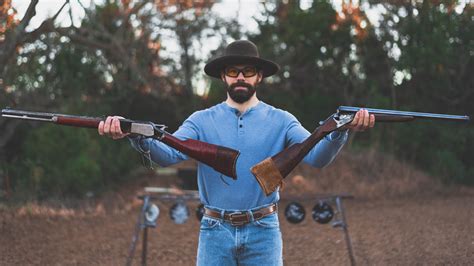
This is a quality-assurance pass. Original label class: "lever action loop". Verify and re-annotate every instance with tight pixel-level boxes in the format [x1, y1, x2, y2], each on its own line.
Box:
[151, 123, 168, 140]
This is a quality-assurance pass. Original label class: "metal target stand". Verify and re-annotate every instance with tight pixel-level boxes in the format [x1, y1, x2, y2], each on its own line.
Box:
[125, 194, 159, 266]
[125, 188, 200, 266]
[283, 193, 356, 266]
[125, 189, 356, 265]
[323, 194, 356, 266]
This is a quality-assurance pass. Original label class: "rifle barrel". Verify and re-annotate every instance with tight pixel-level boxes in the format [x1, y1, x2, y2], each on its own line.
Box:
[1, 109, 102, 124]
[338, 106, 469, 121]
[2, 108, 240, 179]
[2, 109, 57, 121]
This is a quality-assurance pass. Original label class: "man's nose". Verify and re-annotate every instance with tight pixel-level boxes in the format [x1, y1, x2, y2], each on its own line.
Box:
[237, 71, 245, 79]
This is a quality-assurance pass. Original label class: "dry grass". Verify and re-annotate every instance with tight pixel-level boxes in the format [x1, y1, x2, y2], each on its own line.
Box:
[3, 148, 473, 218]
[1, 149, 473, 265]
[283, 148, 469, 199]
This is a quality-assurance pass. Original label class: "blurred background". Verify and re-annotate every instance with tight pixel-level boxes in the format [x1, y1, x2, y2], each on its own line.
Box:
[1, 1, 473, 265]
[1, 0, 472, 200]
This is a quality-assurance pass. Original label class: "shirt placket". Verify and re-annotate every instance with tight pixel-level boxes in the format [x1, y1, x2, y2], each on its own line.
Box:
[238, 114, 245, 136]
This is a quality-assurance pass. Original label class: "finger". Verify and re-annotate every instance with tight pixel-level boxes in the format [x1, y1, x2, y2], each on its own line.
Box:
[369, 114, 375, 128]
[103, 116, 112, 135]
[354, 110, 365, 131]
[98, 121, 104, 135]
[110, 117, 118, 138]
[351, 110, 360, 126]
[115, 117, 124, 138]
[114, 117, 123, 135]
[362, 109, 370, 129]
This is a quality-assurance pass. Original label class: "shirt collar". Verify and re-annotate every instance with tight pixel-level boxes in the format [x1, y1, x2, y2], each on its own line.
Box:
[221, 101, 264, 116]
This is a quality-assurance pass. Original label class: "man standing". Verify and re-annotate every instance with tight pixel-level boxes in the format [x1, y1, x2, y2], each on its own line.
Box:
[99, 40, 374, 265]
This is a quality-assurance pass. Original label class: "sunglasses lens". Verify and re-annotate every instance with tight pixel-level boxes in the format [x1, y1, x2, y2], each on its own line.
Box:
[242, 67, 257, 77]
[225, 67, 257, 77]
[225, 67, 239, 77]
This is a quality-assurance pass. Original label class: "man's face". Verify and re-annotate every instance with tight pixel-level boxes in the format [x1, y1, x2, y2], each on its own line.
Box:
[221, 64, 262, 104]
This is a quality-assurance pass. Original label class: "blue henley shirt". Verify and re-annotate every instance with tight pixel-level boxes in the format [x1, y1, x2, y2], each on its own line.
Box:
[129, 101, 348, 210]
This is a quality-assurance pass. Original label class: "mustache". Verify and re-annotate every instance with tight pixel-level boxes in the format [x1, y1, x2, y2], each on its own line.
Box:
[229, 81, 253, 90]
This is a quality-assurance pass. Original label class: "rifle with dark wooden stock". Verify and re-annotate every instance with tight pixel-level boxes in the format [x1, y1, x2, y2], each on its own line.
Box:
[1, 108, 240, 179]
[251, 106, 470, 196]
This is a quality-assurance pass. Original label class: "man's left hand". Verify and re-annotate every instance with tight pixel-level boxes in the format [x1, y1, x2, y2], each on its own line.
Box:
[345, 109, 375, 132]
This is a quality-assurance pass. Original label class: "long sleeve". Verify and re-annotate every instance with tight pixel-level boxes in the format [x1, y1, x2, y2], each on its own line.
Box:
[128, 114, 200, 167]
[284, 114, 348, 168]
[127, 102, 348, 210]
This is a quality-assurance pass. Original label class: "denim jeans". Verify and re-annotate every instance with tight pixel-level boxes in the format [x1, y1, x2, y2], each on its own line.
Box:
[197, 205, 283, 266]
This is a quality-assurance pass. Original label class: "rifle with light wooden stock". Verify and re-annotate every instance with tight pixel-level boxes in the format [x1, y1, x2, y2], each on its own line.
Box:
[251, 106, 470, 196]
[1, 108, 240, 179]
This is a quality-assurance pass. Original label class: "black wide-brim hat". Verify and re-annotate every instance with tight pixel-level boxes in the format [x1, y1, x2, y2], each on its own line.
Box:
[204, 40, 280, 79]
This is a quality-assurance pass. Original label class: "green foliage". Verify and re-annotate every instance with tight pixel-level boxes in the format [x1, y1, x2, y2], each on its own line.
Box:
[2, 0, 473, 203]
[251, 1, 473, 185]
[251, 0, 391, 126]
[11, 125, 139, 198]
[14, 126, 101, 198]
[384, 2, 474, 185]
[1, 0, 237, 200]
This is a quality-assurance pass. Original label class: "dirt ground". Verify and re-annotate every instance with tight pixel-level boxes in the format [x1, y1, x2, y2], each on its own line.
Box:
[2, 154, 473, 265]
[1, 193, 473, 265]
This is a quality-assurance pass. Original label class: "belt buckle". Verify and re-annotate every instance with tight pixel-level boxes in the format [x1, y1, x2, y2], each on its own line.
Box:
[228, 211, 247, 226]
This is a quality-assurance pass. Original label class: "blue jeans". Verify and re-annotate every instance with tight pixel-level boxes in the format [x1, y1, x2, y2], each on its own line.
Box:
[197, 206, 283, 266]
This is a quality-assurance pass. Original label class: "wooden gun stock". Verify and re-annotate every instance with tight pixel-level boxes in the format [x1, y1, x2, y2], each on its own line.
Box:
[251, 114, 349, 196]
[251, 106, 469, 196]
[2, 108, 240, 179]
[159, 135, 239, 178]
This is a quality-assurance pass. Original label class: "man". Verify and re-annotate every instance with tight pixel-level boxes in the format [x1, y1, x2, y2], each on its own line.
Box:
[99, 40, 374, 265]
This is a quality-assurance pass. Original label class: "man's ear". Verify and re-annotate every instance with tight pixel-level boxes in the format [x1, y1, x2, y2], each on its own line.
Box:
[257, 71, 264, 83]
[221, 72, 226, 82]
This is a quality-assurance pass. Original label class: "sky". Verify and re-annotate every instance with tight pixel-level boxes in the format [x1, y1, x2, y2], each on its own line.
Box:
[12, 0, 469, 35]
[11, 0, 264, 95]
[12, 0, 388, 32]
[1, 0, 425, 95]
[12, 0, 262, 31]
[11, 0, 469, 94]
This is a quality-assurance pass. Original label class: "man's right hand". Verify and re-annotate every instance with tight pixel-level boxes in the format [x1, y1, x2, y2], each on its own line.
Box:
[98, 116, 129, 140]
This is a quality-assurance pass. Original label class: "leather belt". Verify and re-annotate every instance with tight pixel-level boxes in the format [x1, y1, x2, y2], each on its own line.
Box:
[204, 204, 277, 226]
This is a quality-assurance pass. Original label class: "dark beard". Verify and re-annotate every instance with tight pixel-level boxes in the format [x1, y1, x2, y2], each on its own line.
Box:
[227, 81, 256, 104]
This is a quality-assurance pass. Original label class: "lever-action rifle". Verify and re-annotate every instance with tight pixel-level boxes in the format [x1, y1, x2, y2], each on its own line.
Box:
[251, 106, 470, 196]
[1, 108, 240, 179]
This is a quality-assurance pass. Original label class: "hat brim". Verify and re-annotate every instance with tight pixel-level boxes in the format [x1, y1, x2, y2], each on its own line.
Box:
[204, 55, 280, 79]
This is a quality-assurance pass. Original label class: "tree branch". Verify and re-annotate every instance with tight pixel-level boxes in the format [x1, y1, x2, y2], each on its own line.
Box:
[0, 0, 69, 74]
[0, 0, 39, 73]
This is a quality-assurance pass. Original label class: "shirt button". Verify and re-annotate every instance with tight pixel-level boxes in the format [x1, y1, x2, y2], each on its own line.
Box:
[239, 125, 243, 128]
[239, 117, 243, 120]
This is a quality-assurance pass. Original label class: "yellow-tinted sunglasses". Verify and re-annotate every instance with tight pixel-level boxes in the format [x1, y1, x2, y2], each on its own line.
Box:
[224, 66, 258, 78]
